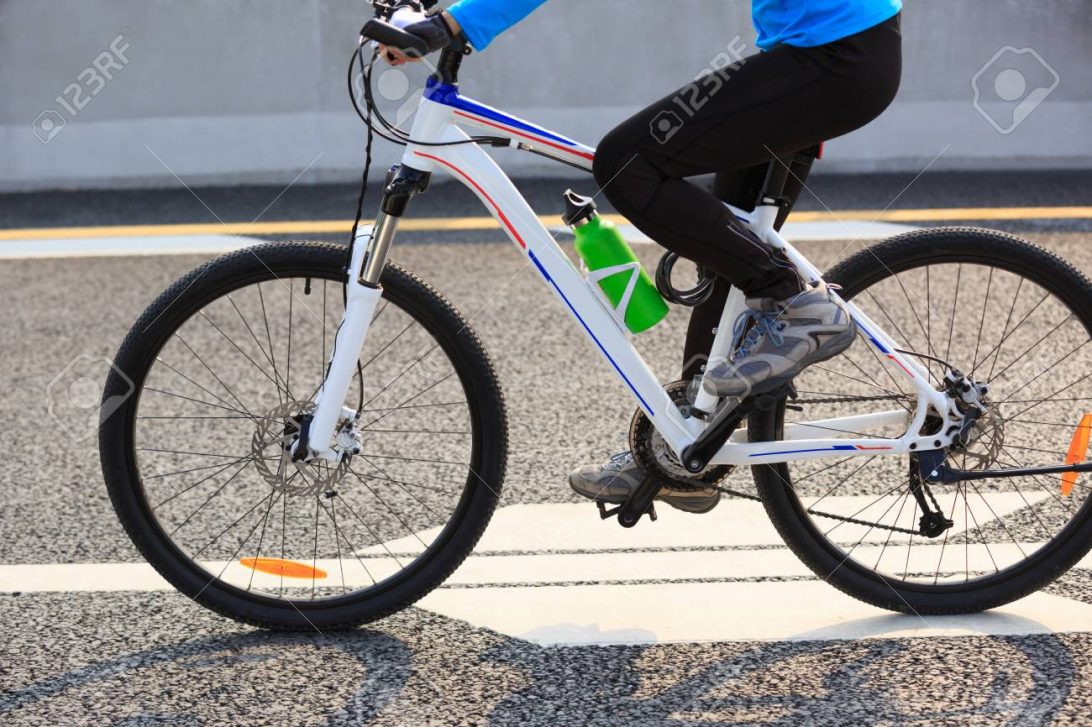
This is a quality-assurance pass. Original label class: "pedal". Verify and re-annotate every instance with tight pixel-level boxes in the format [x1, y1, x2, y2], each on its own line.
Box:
[596, 499, 657, 524]
[593, 473, 658, 528]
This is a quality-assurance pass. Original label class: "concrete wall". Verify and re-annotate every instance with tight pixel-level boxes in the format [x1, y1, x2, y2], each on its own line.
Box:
[2, 0, 1090, 191]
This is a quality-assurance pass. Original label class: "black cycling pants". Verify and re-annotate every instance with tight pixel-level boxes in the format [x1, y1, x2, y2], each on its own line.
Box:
[592, 13, 902, 380]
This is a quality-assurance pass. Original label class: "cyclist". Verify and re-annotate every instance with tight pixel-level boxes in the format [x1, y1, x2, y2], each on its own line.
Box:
[384, 0, 903, 514]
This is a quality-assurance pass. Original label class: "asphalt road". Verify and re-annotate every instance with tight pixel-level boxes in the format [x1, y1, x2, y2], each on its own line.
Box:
[3, 177, 1092, 724]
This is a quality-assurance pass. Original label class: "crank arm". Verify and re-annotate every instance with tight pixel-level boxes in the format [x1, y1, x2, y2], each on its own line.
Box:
[679, 397, 747, 474]
[680, 384, 794, 473]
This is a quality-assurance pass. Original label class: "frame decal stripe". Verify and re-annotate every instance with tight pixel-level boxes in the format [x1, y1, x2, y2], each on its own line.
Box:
[749, 443, 893, 458]
[854, 321, 889, 354]
[527, 249, 654, 416]
[414, 147, 652, 415]
[854, 320, 916, 380]
[452, 110, 595, 162]
[412, 151, 527, 249]
[424, 80, 582, 147]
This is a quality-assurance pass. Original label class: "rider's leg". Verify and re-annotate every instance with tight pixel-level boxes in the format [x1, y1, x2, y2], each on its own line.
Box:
[682, 161, 810, 381]
[571, 14, 901, 511]
[592, 15, 900, 396]
[591, 15, 901, 296]
[571, 167, 804, 515]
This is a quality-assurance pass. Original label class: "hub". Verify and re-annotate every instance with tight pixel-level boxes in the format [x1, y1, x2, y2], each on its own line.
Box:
[251, 400, 353, 496]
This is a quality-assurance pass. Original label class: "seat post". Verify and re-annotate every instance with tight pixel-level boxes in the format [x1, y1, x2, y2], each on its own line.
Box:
[754, 144, 822, 215]
[755, 155, 792, 210]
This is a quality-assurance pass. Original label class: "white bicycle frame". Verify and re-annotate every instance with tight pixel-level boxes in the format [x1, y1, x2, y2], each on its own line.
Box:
[304, 77, 959, 467]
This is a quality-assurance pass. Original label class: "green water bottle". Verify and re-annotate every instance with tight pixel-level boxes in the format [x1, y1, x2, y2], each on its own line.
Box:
[563, 190, 669, 334]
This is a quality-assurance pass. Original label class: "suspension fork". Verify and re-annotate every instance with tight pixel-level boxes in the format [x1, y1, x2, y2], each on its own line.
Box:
[293, 165, 431, 461]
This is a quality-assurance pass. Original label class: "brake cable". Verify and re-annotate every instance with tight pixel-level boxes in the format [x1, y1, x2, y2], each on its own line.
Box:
[348, 42, 507, 149]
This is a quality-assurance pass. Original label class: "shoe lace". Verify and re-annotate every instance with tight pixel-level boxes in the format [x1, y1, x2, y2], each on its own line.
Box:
[605, 451, 632, 470]
[732, 308, 785, 359]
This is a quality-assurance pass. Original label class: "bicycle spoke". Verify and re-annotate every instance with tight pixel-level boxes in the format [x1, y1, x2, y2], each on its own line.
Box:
[192, 488, 276, 561]
[318, 496, 379, 589]
[346, 465, 431, 551]
[167, 460, 251, 537]
[931, 489, 961, 585]
[228, 293, 291, 406]
[874, 485, 913, 571]
[356, 454, 447, 520]
[976, 289, 1051, 381]
[989, 315, 1075, 385]
[143, 387, 252, 417]
[257, 282, 286, 409]
[809, 457, 879, 512]
[970, 266, 993, 371]
[772, 251, 1092, 594]
[246, 489, 282, 592]
[944, 264, 962, 364]
[153, 455, 254, 509]
[154, 357, 246, 418]
[286, 279, 295, 402]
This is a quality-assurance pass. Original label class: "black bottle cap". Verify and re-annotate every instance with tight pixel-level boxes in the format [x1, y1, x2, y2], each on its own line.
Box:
[562, 189, 598, 227]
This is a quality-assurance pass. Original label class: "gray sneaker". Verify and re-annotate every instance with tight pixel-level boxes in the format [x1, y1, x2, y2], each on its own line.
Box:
[704, 281, 856, 398]
[569, 451, 720, 514]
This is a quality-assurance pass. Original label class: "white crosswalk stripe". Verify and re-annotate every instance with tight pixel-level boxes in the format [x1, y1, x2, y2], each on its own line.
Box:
[3, 500, 1092, 646]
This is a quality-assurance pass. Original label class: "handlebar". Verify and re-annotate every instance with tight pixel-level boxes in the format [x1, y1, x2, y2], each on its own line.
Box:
[361, 18, 429, 57]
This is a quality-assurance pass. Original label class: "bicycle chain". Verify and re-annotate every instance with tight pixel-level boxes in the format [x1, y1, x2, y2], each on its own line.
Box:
[711, 391, 922, 536]
[711, 484, 922, 535]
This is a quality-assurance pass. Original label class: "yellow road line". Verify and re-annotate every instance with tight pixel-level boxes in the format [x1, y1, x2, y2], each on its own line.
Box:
[1, 206, 1090, 242]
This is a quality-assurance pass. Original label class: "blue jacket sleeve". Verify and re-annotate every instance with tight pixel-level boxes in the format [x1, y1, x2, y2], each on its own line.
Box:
[447, 0, 550, 50]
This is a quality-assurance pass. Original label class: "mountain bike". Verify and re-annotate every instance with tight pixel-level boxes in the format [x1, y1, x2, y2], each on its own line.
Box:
[100, 5, 1092, 630]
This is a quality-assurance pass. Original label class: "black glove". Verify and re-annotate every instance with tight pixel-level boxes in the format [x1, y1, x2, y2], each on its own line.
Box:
[401, 13, 455, 55]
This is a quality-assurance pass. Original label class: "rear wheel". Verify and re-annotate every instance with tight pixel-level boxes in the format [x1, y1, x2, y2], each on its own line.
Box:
[100, 241, 507, 630]
[751, 228, 1092, 613]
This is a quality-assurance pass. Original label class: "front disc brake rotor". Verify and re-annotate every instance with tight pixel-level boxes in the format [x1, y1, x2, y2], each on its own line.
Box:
[251, 400, 350, 496]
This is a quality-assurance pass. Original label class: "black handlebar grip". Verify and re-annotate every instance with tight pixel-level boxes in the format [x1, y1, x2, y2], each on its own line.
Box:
[361, 19, 429, 57]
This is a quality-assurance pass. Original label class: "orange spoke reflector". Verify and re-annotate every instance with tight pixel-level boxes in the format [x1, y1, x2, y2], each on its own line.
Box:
[239, 557, 327, 579]
[1061, 413, 1092, 497]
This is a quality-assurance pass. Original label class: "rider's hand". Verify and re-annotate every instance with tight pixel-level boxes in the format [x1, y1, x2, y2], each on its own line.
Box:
[381, 9, 459, 65]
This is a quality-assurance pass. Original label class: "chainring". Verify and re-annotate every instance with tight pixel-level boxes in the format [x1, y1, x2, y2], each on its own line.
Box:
[629, 380, 734, 489]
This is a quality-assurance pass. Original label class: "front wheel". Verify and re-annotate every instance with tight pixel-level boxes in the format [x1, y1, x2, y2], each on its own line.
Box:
[100, 241, 507, 630]
[751, 227, 1092, 614]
